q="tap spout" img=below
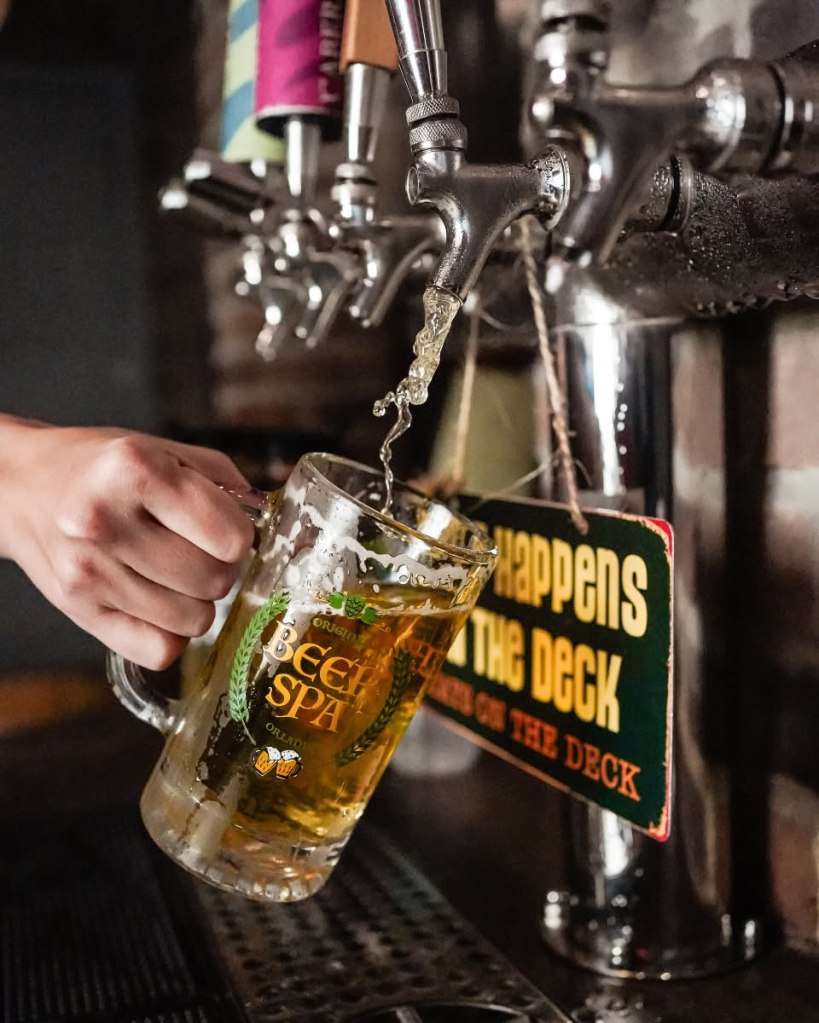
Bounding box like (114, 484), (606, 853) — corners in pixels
(407, 145), (570, 302)
(385, 0), (571, 302)
(343, 212), (445, 327)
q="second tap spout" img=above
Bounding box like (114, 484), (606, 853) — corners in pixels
(407, 144), (570, 302)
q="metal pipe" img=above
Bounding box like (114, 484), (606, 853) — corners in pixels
(344, 63), (392, 165)
(539, 269), (774, 977)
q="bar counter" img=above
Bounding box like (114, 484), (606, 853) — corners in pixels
(1, 681), (816, 1022)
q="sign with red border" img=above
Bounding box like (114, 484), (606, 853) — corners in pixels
(429, 494), (674, 840)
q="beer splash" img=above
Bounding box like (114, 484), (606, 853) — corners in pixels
(373, 286), (461, 509)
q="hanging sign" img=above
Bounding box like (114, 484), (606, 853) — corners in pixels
(428, 494), (674, 840)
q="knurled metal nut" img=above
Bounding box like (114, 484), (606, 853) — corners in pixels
(409, 119), (468, 150)
(541, 0), (610, 25)
(406, 96), (460, 125)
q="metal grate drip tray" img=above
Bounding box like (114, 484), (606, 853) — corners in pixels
(1, 809), (568, 1022)
(0, 810), (242, 1022)
(189, 821), (569, 1022)
(348, 1004), (537, 1021)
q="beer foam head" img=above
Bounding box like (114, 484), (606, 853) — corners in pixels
(267, 493), (470, 598)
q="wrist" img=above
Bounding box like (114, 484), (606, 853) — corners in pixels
(0, 414), (53, 561)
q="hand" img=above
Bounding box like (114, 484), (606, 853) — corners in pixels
(0, 418), (256, 669)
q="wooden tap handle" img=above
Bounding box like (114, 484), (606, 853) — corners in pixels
(341, 0), (399, 72)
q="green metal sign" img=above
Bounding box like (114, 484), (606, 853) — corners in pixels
(429, 495), (674, 840)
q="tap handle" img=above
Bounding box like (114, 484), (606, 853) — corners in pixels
(183, 149), (281, 214)
(339, 0), (396, 167)
(159, 182), (256, 238)
(255, 0), (345, 142)
(221, 0), (285, 163)
(341, 0), (399, 72)
(384, 0), (447, 102)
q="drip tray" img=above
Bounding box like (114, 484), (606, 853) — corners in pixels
(1, 808), (568, 1022)
(188, 821), (569, 1022)
(0, 809), (243, 1022)
(348, 1003), (537, 1021)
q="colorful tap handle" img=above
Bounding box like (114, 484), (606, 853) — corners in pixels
(341, 0), (399, 72)
(221, 0), (285, 162)
(255, 0), (345, 141)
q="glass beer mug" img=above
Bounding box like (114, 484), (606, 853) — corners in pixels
(107, 453), (496, 902)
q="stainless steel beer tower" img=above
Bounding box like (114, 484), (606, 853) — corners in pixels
(381, 0), (819, 979)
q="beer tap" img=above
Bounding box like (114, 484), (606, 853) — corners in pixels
(329, 0), (444, 329)
(159, 148), (282, 239)
(284, 0), (405, 347)
(383, 0), (570, 305)
(530, 0), (819, 267)
(159, 0), (285, 297)
(252, 0), (348, 359)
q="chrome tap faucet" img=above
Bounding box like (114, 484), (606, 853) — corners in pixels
(516, 1), (819, 983)
(384, 0), (570, 304)
(330, 59), (445, 329)
(530, 0), (819, 266)
(263, 120), (360, 356)
(250, 0), (350, 359)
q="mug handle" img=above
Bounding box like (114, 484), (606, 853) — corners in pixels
(106, 650), (178, 733)
(105, 486), (278, 734)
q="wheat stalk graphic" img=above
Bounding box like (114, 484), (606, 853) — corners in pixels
(334, 648), (415, 767)
(228, 590), (290, 743)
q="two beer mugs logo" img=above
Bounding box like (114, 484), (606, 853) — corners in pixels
(251, 746), (303, 779)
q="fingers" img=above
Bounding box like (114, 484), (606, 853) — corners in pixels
(83, 606), (190, 672)
(44, 547), (220, 671)
(144, 464), (256, 563)
(61, 435), (256, 565)
(52, 546), (217, 638)
(111, 516), (242, 601)
(113, 437), (256, 563)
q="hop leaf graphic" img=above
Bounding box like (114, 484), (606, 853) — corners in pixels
(334, 648), (415, 767)
(344, 594), (366, 618)
(326, 590), (379, 626)
(228, 590), (290, 742)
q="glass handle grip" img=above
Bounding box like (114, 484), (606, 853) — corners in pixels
(106, 650), (178, 734)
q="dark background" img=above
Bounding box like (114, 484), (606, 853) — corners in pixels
(0, 2), (225, 670)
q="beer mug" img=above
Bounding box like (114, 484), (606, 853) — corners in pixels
(106, 453), (496, 902)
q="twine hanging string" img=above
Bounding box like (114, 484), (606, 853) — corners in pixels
(515, 216), (588, 534)
(415, 238), (588, 533)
